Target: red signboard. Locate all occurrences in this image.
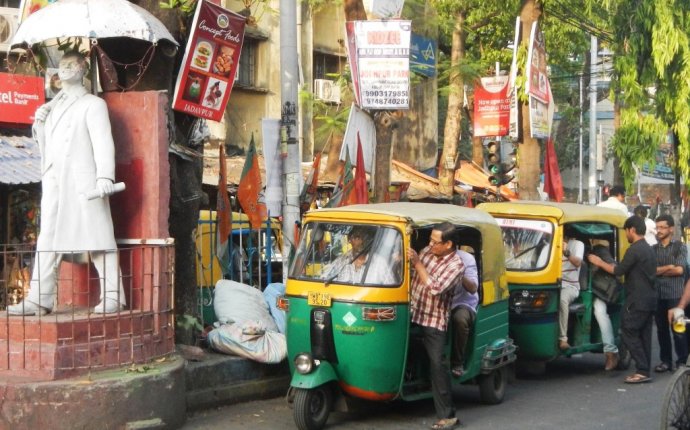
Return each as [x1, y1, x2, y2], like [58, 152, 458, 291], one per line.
[473, 76, 510, 137]
[0, 73, 45, 125]
[172, 0, 245, 121]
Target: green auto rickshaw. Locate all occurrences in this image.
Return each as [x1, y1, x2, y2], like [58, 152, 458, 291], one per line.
[279, 203, 516, 430]
[477, 201, 632, 370]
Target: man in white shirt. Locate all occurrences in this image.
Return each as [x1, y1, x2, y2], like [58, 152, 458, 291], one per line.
[559, 228, 585, 350]
[597, 185, 630, 216]
[634, 205, 657, 246]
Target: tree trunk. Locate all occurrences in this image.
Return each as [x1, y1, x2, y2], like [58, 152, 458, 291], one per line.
[438, 11, 467, 198]
[517, 0, 542, 200]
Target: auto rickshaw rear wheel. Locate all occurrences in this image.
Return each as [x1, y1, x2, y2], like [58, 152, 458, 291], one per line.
[479, 367, 507, 404]
[293, 386, 333, 430]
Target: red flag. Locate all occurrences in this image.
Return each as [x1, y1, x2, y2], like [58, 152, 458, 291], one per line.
[543, 138, 564, 202]
[465, 192, 474, 208]
[238, 135, 267, 229]
[352, 133, 368, 204]
[299, 152, 322, 212]
[216, 144, 232, 270]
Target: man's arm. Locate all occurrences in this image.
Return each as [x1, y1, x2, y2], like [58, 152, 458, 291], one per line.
[587, 254, 616, 275]
[409, 248, 464, 295]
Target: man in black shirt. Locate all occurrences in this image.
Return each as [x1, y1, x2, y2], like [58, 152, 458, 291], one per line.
[588, 216, 657, 383]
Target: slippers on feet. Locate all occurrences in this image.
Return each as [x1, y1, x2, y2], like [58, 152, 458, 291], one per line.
[430, 417, 461, 429]
[624, 373, 651, 384]
[451, 366, 464, 378]
[654, 363, 672, 373]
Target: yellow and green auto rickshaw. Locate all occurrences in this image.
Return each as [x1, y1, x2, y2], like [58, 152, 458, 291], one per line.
[477, 201, 632, 370]
[279, 203, 516, 430]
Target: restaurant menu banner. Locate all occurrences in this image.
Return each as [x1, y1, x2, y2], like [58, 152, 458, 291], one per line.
[525, 21, 549, 103]
[172, 0, 245, 121]
[350, 20, 411, 110]
[473, 75, 510, 137]
[0, 73, 44, 125]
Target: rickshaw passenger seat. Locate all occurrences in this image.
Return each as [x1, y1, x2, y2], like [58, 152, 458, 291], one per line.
[569, 302, 586, 314]
[578, 260, 589, 291]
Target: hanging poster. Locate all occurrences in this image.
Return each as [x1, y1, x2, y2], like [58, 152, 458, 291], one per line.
[352, 20, 411, 110]
[525, 21, 549, 103]
[508, 16, 521, 139]
[172, 0, 245, 121]
[345, 21, 361, 106]
[0, 72, 44, 125]
[18, 0, 57, 22]
[473, 75, 510, 137]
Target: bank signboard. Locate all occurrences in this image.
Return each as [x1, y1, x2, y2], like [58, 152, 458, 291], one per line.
[0, 72, 44, 125]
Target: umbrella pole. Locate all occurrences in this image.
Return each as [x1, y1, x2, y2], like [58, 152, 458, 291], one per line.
[90, 46, 98, 94]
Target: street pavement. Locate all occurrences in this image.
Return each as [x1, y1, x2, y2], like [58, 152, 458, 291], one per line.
[184, 344, 675, 430]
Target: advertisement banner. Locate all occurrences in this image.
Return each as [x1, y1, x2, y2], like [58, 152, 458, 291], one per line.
[172, 0, 245, 121]
[0, 73, 44, 124]
[19, 0, 57, 22]
[345, 21, 361, 106]
[525, 21, 549, 103]
[473, 75, 510, 137]
[353, 20, 411, 110]
[641, 132, 675, 183]
[529, 95, 549, 139]
[363, 0, 405, 19]
[508, 16, 521, 139]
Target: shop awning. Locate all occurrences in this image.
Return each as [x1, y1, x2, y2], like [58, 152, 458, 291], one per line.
[455, 160, 518, 201]
[0, 135, 41, 185]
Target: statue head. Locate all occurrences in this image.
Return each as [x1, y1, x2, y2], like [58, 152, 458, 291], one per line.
[57, 51, 88, 85]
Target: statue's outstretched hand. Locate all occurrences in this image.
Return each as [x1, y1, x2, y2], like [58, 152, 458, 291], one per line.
[96, 178, 115, 198]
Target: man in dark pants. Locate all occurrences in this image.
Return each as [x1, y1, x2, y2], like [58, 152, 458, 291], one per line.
[409, 222, 465, 430]
[652, 214, 688, 372]
[588, 215, 657, 383]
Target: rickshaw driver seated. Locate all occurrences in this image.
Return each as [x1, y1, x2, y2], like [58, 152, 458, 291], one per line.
[559, 228, 585, 350]
[322, 226, 396, 285]
[450, 246, 479, 377]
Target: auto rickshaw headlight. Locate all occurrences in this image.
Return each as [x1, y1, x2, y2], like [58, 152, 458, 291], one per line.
[294, 353, 314, 374]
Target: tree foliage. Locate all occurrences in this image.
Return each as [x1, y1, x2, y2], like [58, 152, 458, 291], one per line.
[605, 0, 690, 190]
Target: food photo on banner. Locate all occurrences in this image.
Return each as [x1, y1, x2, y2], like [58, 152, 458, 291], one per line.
[172, 0, 245, 121]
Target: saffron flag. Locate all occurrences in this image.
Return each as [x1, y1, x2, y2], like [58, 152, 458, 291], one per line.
[238, 134, 267, 229]
[299, 152, 322, 213]
[543, 138, 564, 202]
[325, 152, 353, 208]
[216, 144, 232, 273]
[352, 133, 369, 204]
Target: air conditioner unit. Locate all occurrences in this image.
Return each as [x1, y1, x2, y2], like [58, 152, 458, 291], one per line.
[0, 7, 19, 52]
[314, 79, 341, 103]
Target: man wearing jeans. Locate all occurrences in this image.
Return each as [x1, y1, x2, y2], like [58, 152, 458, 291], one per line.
[652, 214, 688, 373]
[559, 228, 585, 350]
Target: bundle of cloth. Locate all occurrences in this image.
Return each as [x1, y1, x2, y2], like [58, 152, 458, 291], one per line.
[206, 280, 286, 363]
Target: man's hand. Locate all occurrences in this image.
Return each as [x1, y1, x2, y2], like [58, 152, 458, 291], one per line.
[96, 178, 115, 198]
[408, 248, 419, 266]
[587, 254, 602, 267]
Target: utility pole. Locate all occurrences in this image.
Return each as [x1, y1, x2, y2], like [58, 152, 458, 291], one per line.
[578, 75, 583, 204]
[588, 35, 598, 204]
[280, 0, 300, 281]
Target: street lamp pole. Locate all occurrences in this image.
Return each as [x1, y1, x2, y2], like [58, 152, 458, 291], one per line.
[280, 0, 301, 281]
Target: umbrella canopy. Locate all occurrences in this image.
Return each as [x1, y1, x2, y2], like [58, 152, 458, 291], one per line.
[11, 0, 178, 47]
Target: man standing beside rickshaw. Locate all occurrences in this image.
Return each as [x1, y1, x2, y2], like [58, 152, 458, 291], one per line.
[409, 222, 465, 430]
[588, 216, 657, 383]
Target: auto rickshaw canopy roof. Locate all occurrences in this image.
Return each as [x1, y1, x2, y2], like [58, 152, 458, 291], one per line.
[305, 202, 506, 299]
[476, 201, 628, 227]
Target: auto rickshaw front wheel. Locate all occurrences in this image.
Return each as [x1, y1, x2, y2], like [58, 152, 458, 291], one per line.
[293, 386, 333, 430]
[478, 367, 507, 404]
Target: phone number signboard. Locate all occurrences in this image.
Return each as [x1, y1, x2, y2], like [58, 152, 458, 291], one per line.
[348, 20, 411, 110]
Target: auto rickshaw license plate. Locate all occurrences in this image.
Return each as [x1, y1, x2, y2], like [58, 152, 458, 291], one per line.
[307, 291, 331, 307]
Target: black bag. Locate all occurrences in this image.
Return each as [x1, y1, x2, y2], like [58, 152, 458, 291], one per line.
[591, 271, 620, 304]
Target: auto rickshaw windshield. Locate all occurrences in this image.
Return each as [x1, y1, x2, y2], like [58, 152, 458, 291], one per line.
[494, 217, 554, 271]
[289, 222, 403, 287]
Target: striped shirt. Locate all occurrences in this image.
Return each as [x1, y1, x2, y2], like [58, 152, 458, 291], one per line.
[411, 246, 465, 331]
[653, 240, 687, 299]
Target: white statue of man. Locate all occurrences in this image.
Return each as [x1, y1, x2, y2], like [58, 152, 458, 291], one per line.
[8, 51, 126, 315]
